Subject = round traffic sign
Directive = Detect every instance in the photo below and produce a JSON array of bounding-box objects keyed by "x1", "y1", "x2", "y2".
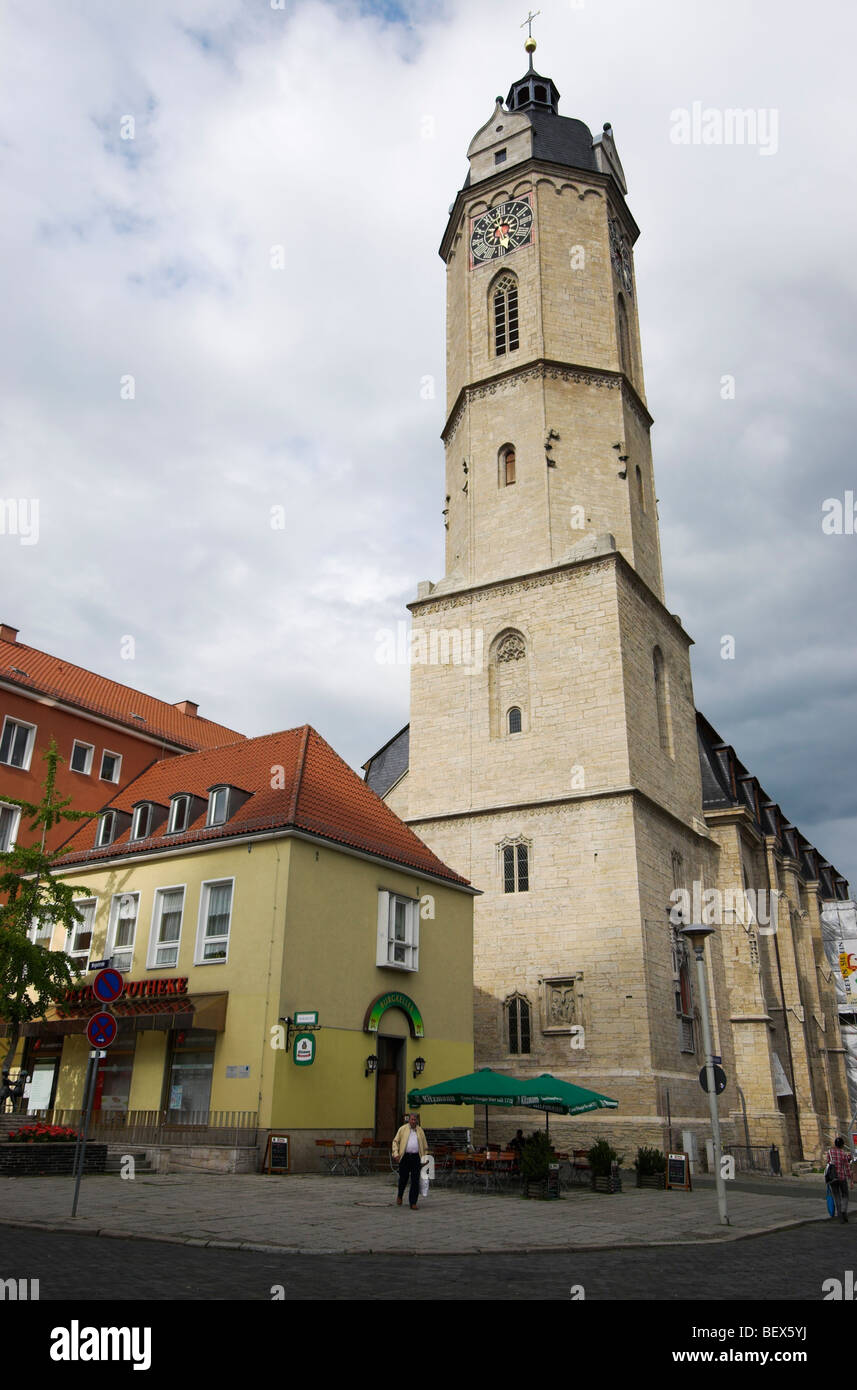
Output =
[
  {"x1": 92, "y1": 968, "x2": 124, "y2": 1003},
  {"x1": 86, "y1": 1012, "x2": 118, "y2": 1049},
  {"x1": 699, "y1": 1063, "x2": 727, "y2": 1095}
]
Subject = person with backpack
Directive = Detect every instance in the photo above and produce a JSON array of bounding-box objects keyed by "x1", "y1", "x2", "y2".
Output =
[{"x1": 824, "y1": 1136, "x2": 853, "y2": 1222}]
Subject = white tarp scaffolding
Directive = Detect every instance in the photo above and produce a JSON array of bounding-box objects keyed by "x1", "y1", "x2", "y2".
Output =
[{"x1": 820, "y1": 900, "x2": 857, "y2": 1132}]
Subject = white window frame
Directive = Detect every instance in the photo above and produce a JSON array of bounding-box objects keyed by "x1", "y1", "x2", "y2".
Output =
[
  {"x1": 0, "y1": 717, "x2": 36, "y2": 771},
  {"x1": 195, "y1": 878, "x2": 234, "y2": 965},
  {"x1": 207, "y1": 787, "x2": 229, "y2": 827},
  {"x1": 167, "y1": 795, "x2": 190, "y2": 834},
  {"x1": 99, "y1": 749, "x2": 123, "y2": 783},
  {"x1": 29, "y1": 917, "x2": 54, "y2": 948},
  {"x1": 70, "y1": 741, "x2": 94, "y2": 775},
  {"x1": 147, "y1": 884, "x2": 186, "y2": 969},
  {"x1": 97, "y1": 811, "x2": 116, "y2": 847},
  {"x1": 376, "y1": 890, "x2": 419, "y2": 972},
  {"x1": 0, "y1": 801, "x2": 21, "y2": 852},
  {"x1": 107, "y1": 891, "x2": 140, "y2": 973},
  {"x1": 65, "y1": 899, "x2": 97, "y2": 968},
  {"x1": 131, "y1": 804, "x2": 151, "y2": 840}
]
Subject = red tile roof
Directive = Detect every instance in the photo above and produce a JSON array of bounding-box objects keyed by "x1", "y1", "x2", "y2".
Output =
[
  {"x1": 0, "y1": 636, "x2": 244, "y2": 750},
  {"x1": 55, "y1": 726, "x2": 471, "y2": 888}
]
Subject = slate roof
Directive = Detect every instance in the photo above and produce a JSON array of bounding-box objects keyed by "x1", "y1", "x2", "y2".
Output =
[
  {"x1": 56, "y1": 725, "x2": 470, "y2": 888},
  {"x1": 526, "y1": 110, "x2": 598, "y2": 173},
  {"x1": 0, "y1": 634, "x2": 244, "y2": 751}
]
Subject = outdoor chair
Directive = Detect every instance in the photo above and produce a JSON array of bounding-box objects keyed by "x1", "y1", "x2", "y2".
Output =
[{"x1": 315, "y1": 1138, "x2": 338, "y2": 1174}]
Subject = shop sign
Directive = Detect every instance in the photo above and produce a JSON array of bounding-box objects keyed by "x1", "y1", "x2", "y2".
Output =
[
  {"x1": 57, "y1": 978, "x2": 188, "y2": 1017},
  {"x1": 225, "y1": 1065, "x2": 250, "y2": 1078},
  {"x1": 364, "y1": 990, "x2": 425, "y2": 1039},
  {"x1": 293, "y1": 1033, "x2": 315, "y2": 1066},
  {"x1": 294, "y1": 1010, "x2": 318, "y2": 1026}
]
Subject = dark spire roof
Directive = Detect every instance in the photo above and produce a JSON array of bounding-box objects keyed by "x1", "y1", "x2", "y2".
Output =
[{"x1": 506, "y1": 65, "x2": 560, "y2": 116}]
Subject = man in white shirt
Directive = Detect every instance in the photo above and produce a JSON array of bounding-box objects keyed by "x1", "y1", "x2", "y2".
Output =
[{"x1": 391, "y1": 1113, "x2": 428, "y2": 1210}]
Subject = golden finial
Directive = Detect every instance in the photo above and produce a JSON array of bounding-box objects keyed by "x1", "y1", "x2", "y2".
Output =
[{"x1": 521, "y1": 10, "x2": 540, "y2": 66}]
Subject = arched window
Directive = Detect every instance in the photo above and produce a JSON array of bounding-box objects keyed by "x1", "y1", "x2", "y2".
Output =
[
  {"x1": 617, "y1": 293, "x2": 632, "y2": 379},
  {"x1": 493, "y1": 273, "x2": 519, "y2": 357},
  {"x1": 507, "y1": 706, "x2": 522, "y2": 734},
  {"x1": 500, "y1": 444, "x2": 516, "y2": 486},
  {"x1": 653, "y1": 646, "x2": 674, "y2": 757},
  {"x1": 506, "y1": 994, "x2": 531, "y2": 1054},
  {"x1": 489, "y1": 628, "x2": 529, "y2": 738},
  {"x1": 503, "y1": 841, "x2": 529, "y2": 893}
]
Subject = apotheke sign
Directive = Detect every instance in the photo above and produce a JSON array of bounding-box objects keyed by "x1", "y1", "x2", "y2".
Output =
[{"x1": 57, "y1": 978, "x2": 189, "y2": 1017}]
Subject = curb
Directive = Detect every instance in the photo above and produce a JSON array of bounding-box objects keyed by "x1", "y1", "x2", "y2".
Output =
[{"x1": 0, "y1": 1211, "x2": 828, "y2": 1257}]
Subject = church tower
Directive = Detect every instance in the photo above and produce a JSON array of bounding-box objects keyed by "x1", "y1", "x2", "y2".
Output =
[{"x1": 377, "y1": 36, "x2": 739, "y2": 1153}]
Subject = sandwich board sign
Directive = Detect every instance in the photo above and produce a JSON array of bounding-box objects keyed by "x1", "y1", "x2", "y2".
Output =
[{"x1": 665, "y1": 1152, "x2": 692, "y2": 1191}]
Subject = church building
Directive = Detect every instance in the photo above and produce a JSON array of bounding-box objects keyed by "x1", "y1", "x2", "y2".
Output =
[{"x1": 365, "y1": 38, "x2": 853, "y2": 1168}]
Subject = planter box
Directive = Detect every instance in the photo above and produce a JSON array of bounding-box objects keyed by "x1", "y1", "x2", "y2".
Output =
[
  {"x1": 636, "y1": 1172, "x2": 666, "y2": 1190},
  {"x1": 0, "y1": 1143, "x2": 107, "y2": 1177},
  {"x1": 591, "y1": 1173, "x2": 622, "y2": 1193},
  {"x1": 522, "y1": 1172, "x2": 561, "y2": 1200}
]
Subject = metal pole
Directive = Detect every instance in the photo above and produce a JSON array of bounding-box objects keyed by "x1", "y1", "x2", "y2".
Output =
[
  {"x1": 692, "y1": 945, "x2": 729, "y2": 1226},
  {"x1": 70, "y1": 1052, "x2": 96, "y2": 1189},
  {"x1": 71, "y1": 1050, "x2": 100, "y2": 1218}
]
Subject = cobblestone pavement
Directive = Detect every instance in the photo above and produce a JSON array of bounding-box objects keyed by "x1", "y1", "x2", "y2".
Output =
[
  {"x1": 0, "y1": 1171, "x2": 829, "y2": 1256},
  {"x1": 1, "y1": 1219, "x2": 852, "y2": 1299}
]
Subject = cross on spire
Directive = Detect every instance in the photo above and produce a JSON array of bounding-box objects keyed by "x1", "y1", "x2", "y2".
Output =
[{"x1": 520, "y1": 9, "x2": 540, "y2": 39}]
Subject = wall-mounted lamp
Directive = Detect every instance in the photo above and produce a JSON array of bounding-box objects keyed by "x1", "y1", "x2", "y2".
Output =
[
  {"x1": 413, "y1": 1056, "x2": 426, "y2": 1078},
  {"x1": 365, "y1": 1054, "x2": 378, "y2": 1078}
]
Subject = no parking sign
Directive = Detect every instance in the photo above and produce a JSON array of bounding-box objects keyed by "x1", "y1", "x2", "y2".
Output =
[{"x1": 86, "y1": 1012, "x2": 118, "y2": 1049}]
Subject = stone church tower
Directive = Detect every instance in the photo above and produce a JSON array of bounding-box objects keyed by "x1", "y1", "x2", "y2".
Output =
[{"x1": 365, "y1": 40, "x2": 852, "y2": 1162}]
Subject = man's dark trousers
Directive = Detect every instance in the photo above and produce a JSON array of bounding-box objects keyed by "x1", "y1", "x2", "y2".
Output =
[{"x1": 398, "y1": 1153, "x2": 422, "y2": 1206}]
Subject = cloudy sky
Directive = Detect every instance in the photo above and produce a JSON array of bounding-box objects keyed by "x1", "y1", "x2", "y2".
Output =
[{"x1": 2, "y1": 0, "x2": 855, "y2": 886}]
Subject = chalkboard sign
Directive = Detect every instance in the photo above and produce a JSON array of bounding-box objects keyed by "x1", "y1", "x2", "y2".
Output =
[
  {"x1": 666, "y1": 1152, "x2": 691, "y2": 1190},
  {"x1": 264, "y1": 1134, "x2": 290, "y2": 1174}
]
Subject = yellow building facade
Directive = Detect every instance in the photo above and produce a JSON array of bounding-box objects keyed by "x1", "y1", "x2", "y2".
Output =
[{"x1": 13, "y1": 727, "x2": 475, "y2": 1171}]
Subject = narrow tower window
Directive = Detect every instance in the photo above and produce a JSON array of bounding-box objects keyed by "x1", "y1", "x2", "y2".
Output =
[
  {"x1": 653, "y1": 646, "x2": 674, "y2": 757},
  {"x1": 506, "y1": 995, "x2": 531, "y2": 1054},
  {"x1": 493, "y1": 274, "x2": 519, "y2": 356},
  {"x1": 617, "y1": 294, "x2": 632, "y2": 379},
  {"x1": 500, "y1": 445, "x2": 516, "y2": 486},
  {"x1": 508, "y1": 706, "x2": 522, "y2": 734},
  {"x1": 636, "y1": 465, "x2": 646, "y2": 512}
]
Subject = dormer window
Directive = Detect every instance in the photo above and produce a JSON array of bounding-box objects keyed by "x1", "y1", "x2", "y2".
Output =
[
  {"x1": 168, "y1": 795, "x2": 190, "y2": 834},
  {"x1": 131, "y1": 804, "x2": 151, "y2": 840},
  {"x1": 97, "y1": 812, "x2": 116, "y2": 848},
  {"x1": 207, "y1": 787, "x2": 230, "y2": 827}
]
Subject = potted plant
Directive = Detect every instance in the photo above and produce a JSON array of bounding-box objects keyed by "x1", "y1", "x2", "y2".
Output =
[
  {"x1": 520, "y1": 1132, "x2": 560, "y2": 1199},
  {"x1": 587, "y1": 1138, "x2": 624, "y2": 1193},
  {"x1": 634, "y1": 1145, "x2": 667, "y2": 1189}
]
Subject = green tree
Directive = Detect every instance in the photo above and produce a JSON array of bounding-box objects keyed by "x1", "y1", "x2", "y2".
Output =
[{"x1": 0, "y1": 740, "x2": 96, "y2": 1076}]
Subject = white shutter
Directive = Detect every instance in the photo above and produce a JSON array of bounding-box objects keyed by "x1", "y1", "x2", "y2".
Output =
[
  {"x1": 376, "y1": 891, "x2": 390, "y2": 966},
  {"x1": 409, "y1": 899, "x2": 419, "y2": 972}
]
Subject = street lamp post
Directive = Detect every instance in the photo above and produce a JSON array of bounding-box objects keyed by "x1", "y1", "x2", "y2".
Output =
[{"x1": 680, "y1": 923, "x2": 729, "y2": 1226}]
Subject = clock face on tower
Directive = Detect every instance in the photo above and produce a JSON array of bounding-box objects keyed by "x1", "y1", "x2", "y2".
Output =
[
  {"x1": 609, "y1": 217, "x2": 634, "y2": 296},
  {"x1": 469, "y1": 198, "x2": 534, "y2": 267}
]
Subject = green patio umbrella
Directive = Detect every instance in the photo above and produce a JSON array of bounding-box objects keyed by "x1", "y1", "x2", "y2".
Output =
[
  {"x1": 524, "y1": 1073, "x2": 618, "y2": 1137},
  {"x1": 407, "y1": 1067, "x2": 618, "y2": 1145},
  {"x1": 407, "y1": 1067, "x2": 532, "y2": 1144}
]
